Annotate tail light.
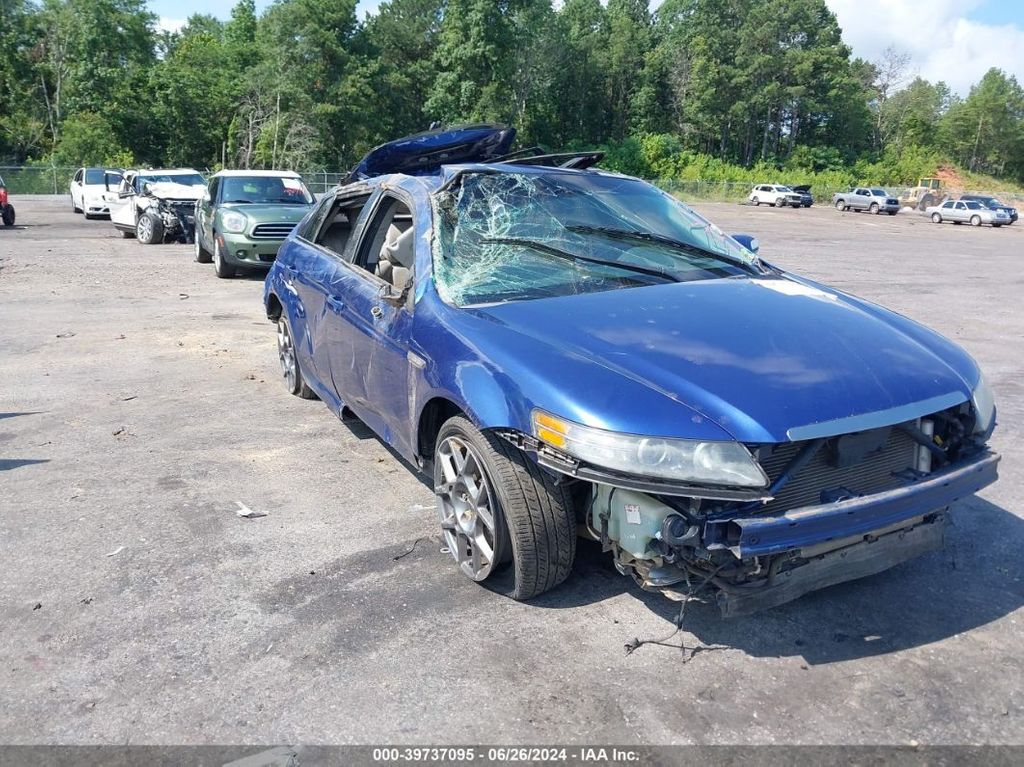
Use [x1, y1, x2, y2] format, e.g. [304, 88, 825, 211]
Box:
[0, 188, 7, 205]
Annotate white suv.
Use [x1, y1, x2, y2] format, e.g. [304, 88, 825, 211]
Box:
[748, 184, 803, 208]
[70, 167, 123, 219]
[110, 169, 206, 243]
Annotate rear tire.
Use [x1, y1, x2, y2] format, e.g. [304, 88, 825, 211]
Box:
[835, 199, 846, 211]
[751, 197, 760, 206]
[1, 205, 14, 227]
[434, 415, 576, 600]
[277, 315, 317, 399]
[213, 239, 236, 278]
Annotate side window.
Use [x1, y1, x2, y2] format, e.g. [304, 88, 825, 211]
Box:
[208, 178, 220, 203]
[311, 193, 374, 262]
[955, 202, 965, 210]
[942, 201, 953, 209]
[354, 194, 414, 291]
[74, 169, 83, 183]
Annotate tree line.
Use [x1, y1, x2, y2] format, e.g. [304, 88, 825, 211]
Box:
[1, 0, 1023, 186]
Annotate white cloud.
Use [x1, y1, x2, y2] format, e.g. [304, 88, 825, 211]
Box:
[826, 0, 1024, 94]
[157, 16, 186, 34]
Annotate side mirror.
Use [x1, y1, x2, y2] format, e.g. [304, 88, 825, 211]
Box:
[118, 188, 135, 199]
[732, 233, 759, 254]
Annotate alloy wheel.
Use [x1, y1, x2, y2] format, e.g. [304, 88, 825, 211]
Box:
[277, 319, 297, 392]
[137, 215, 152, 242]
[435, 435, 500, 581]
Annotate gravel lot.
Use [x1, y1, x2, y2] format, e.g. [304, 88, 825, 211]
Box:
[1, 198, 1021, 746]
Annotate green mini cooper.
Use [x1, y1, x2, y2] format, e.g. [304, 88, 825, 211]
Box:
[194, 170, 315, 278]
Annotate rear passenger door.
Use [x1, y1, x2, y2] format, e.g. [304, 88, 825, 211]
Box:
[283, 189, 374, 404]
[327, 190, 416, 455]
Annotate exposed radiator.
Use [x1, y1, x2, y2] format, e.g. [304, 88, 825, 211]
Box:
[756, 428, 918, 515]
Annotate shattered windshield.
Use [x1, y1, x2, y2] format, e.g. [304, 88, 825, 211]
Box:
[139, 173, 205, 188]
[433, 171, 757, 306]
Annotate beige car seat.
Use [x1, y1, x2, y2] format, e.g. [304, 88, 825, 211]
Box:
[376, 223, 414, 290]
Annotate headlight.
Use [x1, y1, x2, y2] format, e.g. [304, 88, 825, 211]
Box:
[532, 411, 768, 488]
[971, 372, 996, 434]
[221, 211, 248, 233]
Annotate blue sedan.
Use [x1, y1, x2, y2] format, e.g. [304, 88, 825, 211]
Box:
[264, 126, 998, 615]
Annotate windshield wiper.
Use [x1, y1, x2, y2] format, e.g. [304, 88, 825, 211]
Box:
[480, 237, 680, 283]
[223, 199, 254, 204]
[566, 225, 766, 274]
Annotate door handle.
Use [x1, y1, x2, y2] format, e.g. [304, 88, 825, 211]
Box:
[327, 296, 345, 312]
[370, 305, 383, 320]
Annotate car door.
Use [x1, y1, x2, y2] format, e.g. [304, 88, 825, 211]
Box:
[71, 169, 83, 208]
[196, 177, 218, 250]
[109, 173, 138, 229]
[285, 189, 375, 404]
[952, 201, 968, 222]
[326, 190, 416, 453]
[850, 188, 865, 209]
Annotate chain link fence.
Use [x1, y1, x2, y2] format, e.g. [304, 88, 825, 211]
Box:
[3, 165, 1020, 207]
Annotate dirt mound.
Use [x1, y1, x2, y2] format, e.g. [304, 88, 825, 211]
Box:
[934, 164, 965, 193]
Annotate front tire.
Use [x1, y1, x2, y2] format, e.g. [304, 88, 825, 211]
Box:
[434, 416, 576, 600]
[2, 205, 14, 227]
[136, 211, 163, 244]
[774, 197, 785, 208]
[835, 199, 846, 211]
[869, 202, 879, 214]
[213, 238, 236, 278]
[931, 213, 942, 223]
[276, 315, 317, 399]
[970, 215, 982, 227]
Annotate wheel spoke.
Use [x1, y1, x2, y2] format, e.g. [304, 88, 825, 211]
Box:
[438, 451, 459, 484]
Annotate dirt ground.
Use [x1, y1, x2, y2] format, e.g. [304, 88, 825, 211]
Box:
[1, 198, 1021, 745]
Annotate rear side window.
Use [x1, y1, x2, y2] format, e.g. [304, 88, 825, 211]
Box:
[310, 194, 374, 262]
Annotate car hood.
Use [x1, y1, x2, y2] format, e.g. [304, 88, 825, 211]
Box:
[474, 276, 977, 443]
[348, 124, 516, 181]
[146, 182, 205, 200]
[219, 203, 310, 222]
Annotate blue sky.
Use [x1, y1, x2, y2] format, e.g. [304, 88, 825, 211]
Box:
[149, 0, 1024, 95]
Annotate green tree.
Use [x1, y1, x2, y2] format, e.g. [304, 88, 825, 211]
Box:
[939, 69, 1024, 179]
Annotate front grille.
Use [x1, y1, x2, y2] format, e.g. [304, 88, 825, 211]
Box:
[756, 428, 917, 515]
[886, 198, 899, 205]
[252, 223, 296, 240]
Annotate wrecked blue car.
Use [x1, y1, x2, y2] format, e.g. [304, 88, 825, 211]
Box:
[264, 125, 998, 615]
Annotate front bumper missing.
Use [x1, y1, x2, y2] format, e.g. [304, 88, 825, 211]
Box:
[717, 513, 947, 617]
[704, 450, 999, 558]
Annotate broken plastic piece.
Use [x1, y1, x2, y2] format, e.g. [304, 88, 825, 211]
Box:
[235, 501, 267, 519]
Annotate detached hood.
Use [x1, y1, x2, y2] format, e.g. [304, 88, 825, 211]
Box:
[348, 124, 516, 181]
[475, 276, 978, 443]
[146, 181, 205, 200]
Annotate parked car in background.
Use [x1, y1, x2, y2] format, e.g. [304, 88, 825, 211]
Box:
[70, 167, 123, 219]
[263, 124, 999, 616]
[0, 175, 14, 227]
[959, 194, 1017, 224]
[832, 187, 900, 215]
[927, 199, 1009, 227]
[195, 170, 315, 278]
[109, 169, 206, 244]
[790, 184, 814, 207]
[748, 184, 803, 208]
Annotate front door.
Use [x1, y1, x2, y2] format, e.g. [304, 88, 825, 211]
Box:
[109, 173, 138, 230]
